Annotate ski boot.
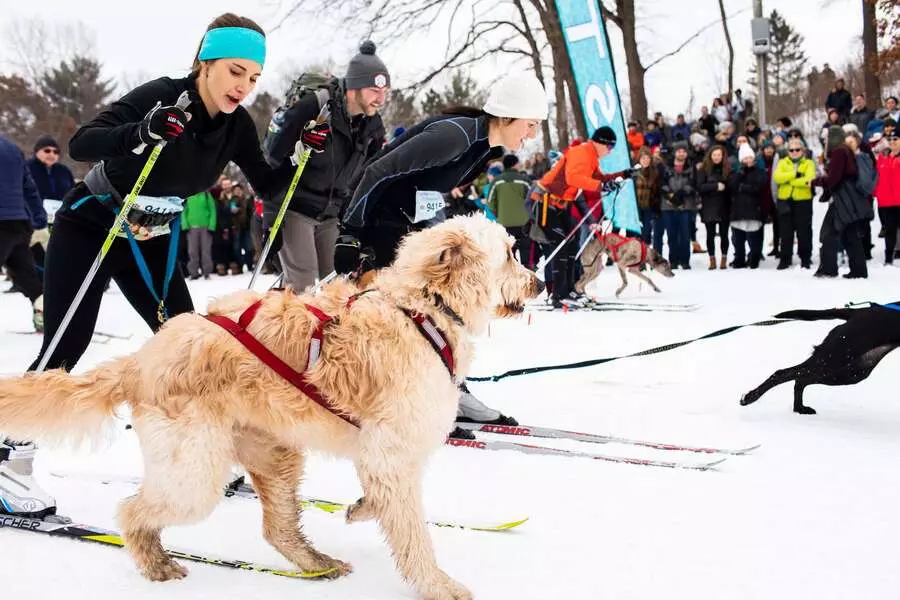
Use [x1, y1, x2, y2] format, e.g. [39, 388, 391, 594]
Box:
[0, 440, 59, 519]
[456, 383, 518, 426]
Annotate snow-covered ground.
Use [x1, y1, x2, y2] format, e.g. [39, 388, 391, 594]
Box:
[1, 214, 898, 599]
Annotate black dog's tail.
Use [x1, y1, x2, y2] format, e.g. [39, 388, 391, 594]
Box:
[775, 308, 856, 321]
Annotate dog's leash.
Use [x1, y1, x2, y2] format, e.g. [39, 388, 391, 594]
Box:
[467, 318, 791, 383]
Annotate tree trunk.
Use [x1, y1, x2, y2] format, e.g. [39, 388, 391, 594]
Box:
[614, 0, 648, 123]
[717, 0, 735, 95]
[512, 0, 552, 153]
[534, 0, 570, 147]
[862, 0, 882, 103]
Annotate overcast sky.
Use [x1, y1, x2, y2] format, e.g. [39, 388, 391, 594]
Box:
[0, 0, 863, 120]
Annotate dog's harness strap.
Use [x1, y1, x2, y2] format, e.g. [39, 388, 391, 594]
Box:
[598, 233, 646, 268]
[401, 308, 456, 379]
[205, 300, 358, 428]
[884, 303, 900, 312]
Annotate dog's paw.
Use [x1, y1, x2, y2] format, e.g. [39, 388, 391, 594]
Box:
[306, 550, 353, 579]
[422, 578, 473, 600]
[142, 558, 188, 582]
[739, 394, 755, 406]
[795, 406, 817, 415]
[346, 496, 376, 524]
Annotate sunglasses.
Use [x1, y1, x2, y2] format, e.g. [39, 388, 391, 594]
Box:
[41, 148, 59, 154]
[788, 148, 804, 153]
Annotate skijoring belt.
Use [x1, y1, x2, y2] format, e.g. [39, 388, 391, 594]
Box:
[81, 161, 183, 241]
[204, 291, 458, 428]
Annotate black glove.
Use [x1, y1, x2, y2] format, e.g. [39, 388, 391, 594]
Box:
[795, 171, 803, 178]
[334, 235, 363, 274]
[139, 102, 189, 145]
[301, 120, 330, 153]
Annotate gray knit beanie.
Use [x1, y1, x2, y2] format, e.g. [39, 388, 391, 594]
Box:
[345, 41, 390, 90]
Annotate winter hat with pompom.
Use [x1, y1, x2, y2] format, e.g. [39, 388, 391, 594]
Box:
[345, 40, 390, 90]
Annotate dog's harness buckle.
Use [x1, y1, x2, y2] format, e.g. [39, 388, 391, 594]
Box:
[400, 308, 456, 380]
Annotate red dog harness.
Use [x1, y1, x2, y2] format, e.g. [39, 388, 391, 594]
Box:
[204, 293, 457, 428]
[594, 232, 647, 268]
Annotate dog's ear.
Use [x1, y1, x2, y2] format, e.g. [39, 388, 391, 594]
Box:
[424, 228, 488, 286]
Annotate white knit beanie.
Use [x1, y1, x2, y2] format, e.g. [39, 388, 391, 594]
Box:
[738, 143, 755, 163]
[483, 72, 548, 120]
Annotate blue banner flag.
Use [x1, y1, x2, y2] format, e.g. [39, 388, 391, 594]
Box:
[553, 0, 642, 233]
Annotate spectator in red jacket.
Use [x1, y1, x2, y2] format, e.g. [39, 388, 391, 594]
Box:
[875, 134, 900, 264]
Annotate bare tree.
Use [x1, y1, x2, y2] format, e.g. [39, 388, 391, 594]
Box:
[3, 17, 95, 83]
[862, 0, 882, 102]
[717, 0, 735, 95]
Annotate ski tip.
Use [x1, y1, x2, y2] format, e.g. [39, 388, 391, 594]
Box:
[429, 517, 529, 532]
[733, 444, 762, 455]
[697, 458, 728, 471]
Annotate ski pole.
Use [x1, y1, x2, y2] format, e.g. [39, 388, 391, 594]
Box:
[249, 105, 331, 291]
[35, 91, 192, 373]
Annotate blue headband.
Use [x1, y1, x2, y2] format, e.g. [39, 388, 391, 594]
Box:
[198, 27, 266, 67]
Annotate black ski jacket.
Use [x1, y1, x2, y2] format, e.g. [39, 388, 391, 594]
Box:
[342, 114, 503, 234]
[63, 75, 287, 233]
[264, 78, 385, 221]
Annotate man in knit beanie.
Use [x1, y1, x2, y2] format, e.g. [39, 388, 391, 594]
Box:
[262, 40, 387, 292]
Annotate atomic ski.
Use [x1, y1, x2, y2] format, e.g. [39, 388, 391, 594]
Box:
[0, 515, 336, 579]
[48, 473, 527, 533]
[445, 437, 726, 471]
[455, 422, 760, 456]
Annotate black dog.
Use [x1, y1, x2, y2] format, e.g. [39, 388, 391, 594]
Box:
[740, 303, 900, 414]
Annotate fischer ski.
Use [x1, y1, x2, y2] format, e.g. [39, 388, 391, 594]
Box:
[49, 473, 527, 533]
[445, 437, 726, 471]
[455, 422, 760, 456]
[0, 515, 336, 579]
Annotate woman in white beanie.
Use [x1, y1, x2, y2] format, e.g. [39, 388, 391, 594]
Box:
[728, 143, 767, 268]
[337, 71, 548, 275]
[335, 71, 548, 435]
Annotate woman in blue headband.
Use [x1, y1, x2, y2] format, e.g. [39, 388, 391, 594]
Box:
[3, 14, 294, 520]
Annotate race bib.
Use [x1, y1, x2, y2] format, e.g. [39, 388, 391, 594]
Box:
[117, 195, 184, 241]
[413, 190, 446, 223]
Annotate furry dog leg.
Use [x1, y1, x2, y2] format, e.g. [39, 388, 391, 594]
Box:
[118, 412, 234, 581]
[614, 265, 628, 298]
[629, 266, 661, 293]
[234, 428, 351, 578]
[357, 426, 472, 600]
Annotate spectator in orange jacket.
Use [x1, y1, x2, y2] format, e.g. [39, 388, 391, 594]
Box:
[536, 126, 631, 307]
[627, 121, 645, 161]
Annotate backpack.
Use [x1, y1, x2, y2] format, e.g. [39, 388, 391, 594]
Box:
[854, 153, 878, 197]
[262, 72, 335, 167]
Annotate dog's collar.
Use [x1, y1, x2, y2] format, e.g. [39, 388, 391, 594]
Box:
[429, 292, 466, 328]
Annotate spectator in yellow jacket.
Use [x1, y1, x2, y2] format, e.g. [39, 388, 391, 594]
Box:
[773, 139, 817, 268]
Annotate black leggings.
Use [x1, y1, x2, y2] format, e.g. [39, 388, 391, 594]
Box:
[0, 220, 43, 302]
[29, 214, 193, 372]
[704, 221, 730, 256]
[881, 206, 900, 262]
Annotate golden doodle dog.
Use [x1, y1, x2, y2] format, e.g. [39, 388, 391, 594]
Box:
[0, 214, 543, 600]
